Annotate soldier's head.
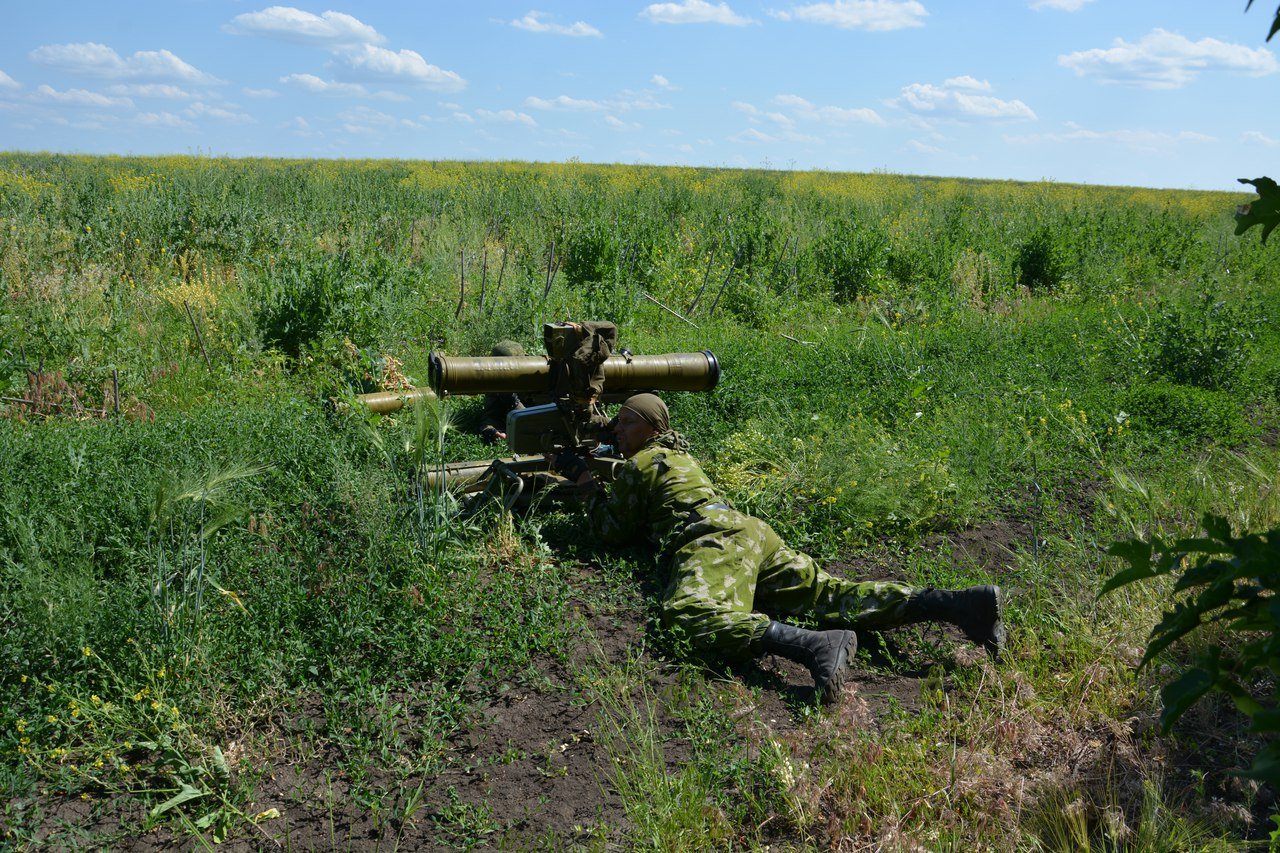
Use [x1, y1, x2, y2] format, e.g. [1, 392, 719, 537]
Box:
[491, 340, 525, 357]
[615, 393, 667, 458]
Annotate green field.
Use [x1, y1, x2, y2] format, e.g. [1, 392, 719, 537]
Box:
[2, 153, 1278, 849]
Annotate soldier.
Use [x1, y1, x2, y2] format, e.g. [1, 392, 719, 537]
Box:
[555, 393, 1004, 704]
[478, 340, 530, 445]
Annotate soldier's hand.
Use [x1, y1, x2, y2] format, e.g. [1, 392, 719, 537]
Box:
[552, 449, 591, 483]
[480, 426, 506, 445]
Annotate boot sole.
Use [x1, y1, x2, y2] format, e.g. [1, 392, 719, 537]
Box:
[819, 630, 857, 705]
[972, 585, 1005, 660]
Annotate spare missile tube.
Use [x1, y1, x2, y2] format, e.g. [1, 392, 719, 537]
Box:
[354, 387, 436, 414]
[428, 350, 720, 396]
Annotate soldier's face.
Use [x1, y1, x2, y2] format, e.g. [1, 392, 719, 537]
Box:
[613, 408, 656, 458]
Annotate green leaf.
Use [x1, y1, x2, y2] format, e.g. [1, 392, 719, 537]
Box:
[1235, 177, 1280, 244]
[1158, 667, 1215, 731]
[208, 745, 230, 785]
[1098, 562, 1159, 596]
[1240, 742, 1280, 789]
[1251, 709, 1280, 734]
[150, 782, 208, 818]
[1106, 538, 1153, 565]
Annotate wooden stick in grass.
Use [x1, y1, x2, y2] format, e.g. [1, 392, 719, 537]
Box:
[183, 301, 213, 371]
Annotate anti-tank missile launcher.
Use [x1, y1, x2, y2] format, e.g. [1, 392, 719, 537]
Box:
[366, 321, 719, 511]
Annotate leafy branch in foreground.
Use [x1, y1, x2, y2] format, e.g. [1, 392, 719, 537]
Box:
[1246, 0, 1280, 43]
[1236, 177, 1280, 245]
[1101, 515, 1280, 786]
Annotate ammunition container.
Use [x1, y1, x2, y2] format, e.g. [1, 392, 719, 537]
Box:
[428, 350, 720, 396]
[506, 403, 566, 455]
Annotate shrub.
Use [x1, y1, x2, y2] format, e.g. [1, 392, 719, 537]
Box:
[254, 251, 380, 358]
[813, 218, 889, 302]
[1015, 225, 1069, 292]
[1119, 381, 1255, 445]
[561, 220, 619, 290]
[1142, 292, 1260, 390]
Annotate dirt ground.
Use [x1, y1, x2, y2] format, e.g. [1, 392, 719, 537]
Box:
[22, 508, 1273, 849]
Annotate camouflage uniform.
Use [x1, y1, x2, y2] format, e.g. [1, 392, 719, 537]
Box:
[586, 435, 913, 658]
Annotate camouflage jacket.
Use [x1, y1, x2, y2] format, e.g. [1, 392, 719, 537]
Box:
[585, 435, 722, 551]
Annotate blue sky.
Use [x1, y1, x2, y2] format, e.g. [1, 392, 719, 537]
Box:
[2, 1, 1278, 190]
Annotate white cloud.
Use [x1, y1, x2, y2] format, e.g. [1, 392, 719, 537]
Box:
[907, 139, 947, 155]
[1005, 121, 1215, 150]
[895, 78, 1036, 120]
[774, 93, 885, 125]
[185, 102, 254, 124]
[136, 111, 194, 129]
[734, 101, 796, 128]
[1059, 29, 1279, 89]
[332, 44, 466, 91]
[35, 84, 134, 109]
[338, 105, 397, 125]
[730, 127, 779, 143]
[942, 75, 990, 91]
[224, 6, 384, 46]
[652, 74, 677, 90]
[1243, 130, 1279, 146]
[108, 83, 192, 99]
[29, 42, 218, 83]
[476, 108, 538, 127]
[526, 94, 606, 111]
[243, 87, 280, 98]
[604, 114, 642, 130]
[509, 11, 602, 37]
[641, 0, 755, 26]
[280, 115, 319, 136]
[770, 0, 926, 31]
[452, 112, 475, 123]
[525, 93, 669, 112]
[0, 70, 20, 90]
[728, 106, 823, 142]
[1030, 0, 1094, 10]
[49, 116, 109, 130]
[280, 73, 369, 96]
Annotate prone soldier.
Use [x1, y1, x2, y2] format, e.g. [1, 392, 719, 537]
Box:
[477, 340, 542, 445]
[555, 393, 1004, 704]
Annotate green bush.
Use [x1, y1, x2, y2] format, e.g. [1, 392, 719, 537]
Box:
[1142, 292, 1260, 390]
[813, 218, 889, 302]
[561, 219, 619, 290]
[253, 251, 382, 358]
[1119, 381, 1255, 445]
[1015, 224, 1069, 292]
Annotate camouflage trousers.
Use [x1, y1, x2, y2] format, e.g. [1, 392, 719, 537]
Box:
[662, 507, 913, 658]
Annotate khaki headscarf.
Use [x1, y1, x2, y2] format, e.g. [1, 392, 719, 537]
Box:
[620, 393, 689, 453]
[620, 393, 669, 432]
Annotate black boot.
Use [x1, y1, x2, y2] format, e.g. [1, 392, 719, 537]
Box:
[905, 585, 1005, 659]
[758, 621, 857, 705]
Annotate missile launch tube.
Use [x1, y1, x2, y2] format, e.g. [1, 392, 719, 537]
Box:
[428, 350, 720, 396]
[355, 387, 436, 414]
